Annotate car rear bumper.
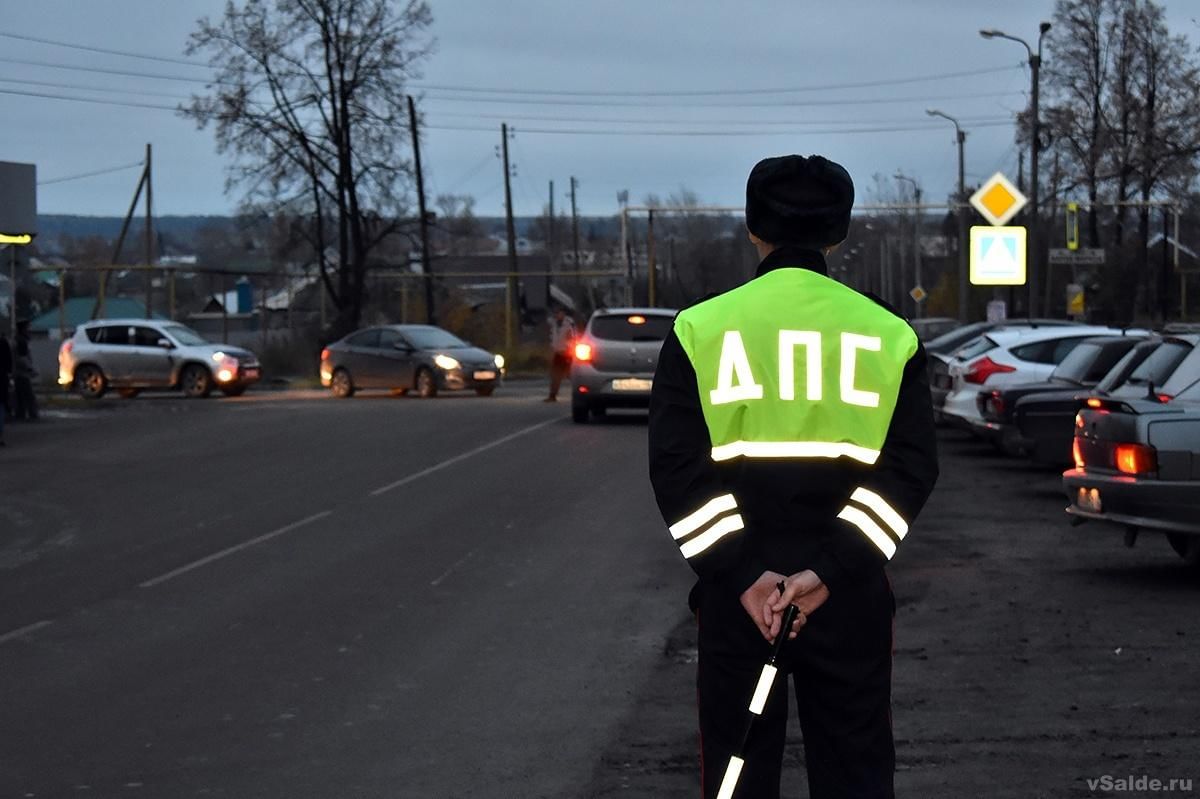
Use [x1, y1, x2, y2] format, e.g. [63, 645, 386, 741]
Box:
[571, 363, 654, 407]
[1063, 468, 1200, 534]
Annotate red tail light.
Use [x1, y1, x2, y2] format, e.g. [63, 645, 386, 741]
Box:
[574, 342, 593, 362]
[1113, 443, 1157, 475]
[963, 356, 1016, 385]
[320, 347, 330, 361]
[1156, 393, 1172, 403]
[60, 340, 74, 356]
[1072, 437, 1085, 469]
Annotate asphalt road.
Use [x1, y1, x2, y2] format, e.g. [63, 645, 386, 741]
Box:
[2, 386, 1198, 798]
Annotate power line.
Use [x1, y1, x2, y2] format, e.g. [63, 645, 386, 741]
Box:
[0, 56, 217, 85]
[0, 76, 193, 102]
[431, 110, 1014, 127]
[38, 161, 145, 187]
[418, 90, 1025, 109]
[0, 31, 209, 68]
[412, 64, 1024, 97]
[0, 86, 180, 111]
[428, 120, 1018, 137]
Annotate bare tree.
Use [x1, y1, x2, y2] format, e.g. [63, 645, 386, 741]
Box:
[182, 0, 435, 335]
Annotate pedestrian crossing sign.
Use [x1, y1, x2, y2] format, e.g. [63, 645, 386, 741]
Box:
[970, 226, 1027, 286]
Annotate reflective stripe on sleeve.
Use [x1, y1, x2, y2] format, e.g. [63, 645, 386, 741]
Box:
[710, 440, 881, 465]
[836, 505, 898, 559]
[668, 494, 738, 540]
[678, 513, 744, 559]
[850, 487, 909, 539]
[748, 664, 778, 715]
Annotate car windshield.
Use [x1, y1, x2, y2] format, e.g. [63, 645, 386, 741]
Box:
[162, 324, 210, 346]
[402, 327, 469, 349]
[926, 322, 991, 355]
[1124, 340, 1192, 387]
[1048, 343, 1102, 385]
[590, 314, 674, 342]
[953, 335, 997, 362]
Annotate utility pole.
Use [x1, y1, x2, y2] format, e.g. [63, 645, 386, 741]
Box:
[548, 180, 556, 254]
[647, 209, 657, 307]
[570, 176, 580, 278]
[407, 96, 436, 324]
[502, 123, 518, 354]
[144, 143, 153, 318]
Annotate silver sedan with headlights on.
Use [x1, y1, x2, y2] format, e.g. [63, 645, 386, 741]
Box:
[320, 324, 505, 398]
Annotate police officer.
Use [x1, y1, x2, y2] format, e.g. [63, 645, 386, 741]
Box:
[648, 154, 939, 799]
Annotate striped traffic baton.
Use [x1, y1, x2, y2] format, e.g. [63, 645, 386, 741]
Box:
[715, 599, 800, 799]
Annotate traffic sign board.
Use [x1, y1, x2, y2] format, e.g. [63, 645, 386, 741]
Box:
[1048, 248, 1105, 265]
[970, 225, 1027, 286]
[909, 286, 927, 303]
[970, 172, 1027, 227]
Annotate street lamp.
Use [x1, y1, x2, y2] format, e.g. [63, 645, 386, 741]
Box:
[927, 109, 969, 321]
[894, 172, 923, 318]
[981, 21, 1052, 317]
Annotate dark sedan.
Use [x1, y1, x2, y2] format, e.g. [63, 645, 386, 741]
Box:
[976, 334, 1148, 454]
[1064, 380, 1200, 566]
[1013, 338, 1164, 466]
[320, 324, 505, 398]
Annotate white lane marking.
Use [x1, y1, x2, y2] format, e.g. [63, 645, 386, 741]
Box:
[369, 417, 561, 497]
[139, 511, 334, 588]
[0, 619, 53, 646]
[430, 549, 476, 587]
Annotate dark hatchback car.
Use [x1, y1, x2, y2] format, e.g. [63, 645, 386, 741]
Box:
[320, 324, 505, 398]
[976, 335, 1149, 454]
[1064, 375, 1200, 566]
[1013, 338, 1164, 466]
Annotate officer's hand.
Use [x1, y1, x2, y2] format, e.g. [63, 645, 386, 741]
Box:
[768, 570, 830, 640]
[739, 571, 787, 642]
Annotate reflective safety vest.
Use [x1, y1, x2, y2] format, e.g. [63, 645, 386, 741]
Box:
[673, 268, 918, 466]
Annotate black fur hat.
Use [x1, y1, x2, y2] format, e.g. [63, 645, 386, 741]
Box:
[745, 155, 854, 248]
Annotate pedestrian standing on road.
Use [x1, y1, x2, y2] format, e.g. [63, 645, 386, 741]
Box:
[544, 306, 576, 402]
[648, 154, 939, 799]
[0, 331, 11, 445]
[13, 320, 39, 421]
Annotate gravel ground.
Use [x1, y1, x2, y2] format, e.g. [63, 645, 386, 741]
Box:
[586, 429, 1200, 799]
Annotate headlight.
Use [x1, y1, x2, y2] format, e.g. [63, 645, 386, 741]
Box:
[212, 351, 225, 362]
[434, 354, 460, 370]
[494, 354, 506, 369]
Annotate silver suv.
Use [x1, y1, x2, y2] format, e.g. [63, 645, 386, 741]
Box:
[569, 307, 677, 423]
[58, 319, 262, 399]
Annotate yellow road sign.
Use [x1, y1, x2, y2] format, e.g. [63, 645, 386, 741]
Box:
[970, 172, 1028, 227]
[970, 225, 1027, 286]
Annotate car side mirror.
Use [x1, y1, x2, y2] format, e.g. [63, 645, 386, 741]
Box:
[157, 338, 175, 349]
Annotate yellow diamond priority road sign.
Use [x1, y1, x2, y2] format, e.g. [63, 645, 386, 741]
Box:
[970, 172, 1028, 227]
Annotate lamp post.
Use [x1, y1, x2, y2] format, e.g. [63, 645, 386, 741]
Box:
[981, 21, 1052, 317]
[894, 172, 923, 318]
[927, 109, 969, 321]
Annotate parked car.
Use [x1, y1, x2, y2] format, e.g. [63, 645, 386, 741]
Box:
[1103, 334, 1199, 403]
[975, 334, 1150, 453]
[925, 318, 1078, 358]
[320, 324, 504, 398]
[910, 317, 961, 342]
[58, 319, 261, 399]
[940, 325, 1141, 433]
[1064, 375, 1200, 565]
[1013, 338, 1166, 467]
[570, 307, 676, 423]
[927, 319, 1080, 417]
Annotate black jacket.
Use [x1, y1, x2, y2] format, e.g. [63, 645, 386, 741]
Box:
[648, 247, 939, 606]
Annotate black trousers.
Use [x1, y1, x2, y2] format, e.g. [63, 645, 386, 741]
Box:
[697, 571, 895, 799]
[13, 376, 37, 420]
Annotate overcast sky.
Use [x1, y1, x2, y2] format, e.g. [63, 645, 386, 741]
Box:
[1, 1, 1196, 219]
